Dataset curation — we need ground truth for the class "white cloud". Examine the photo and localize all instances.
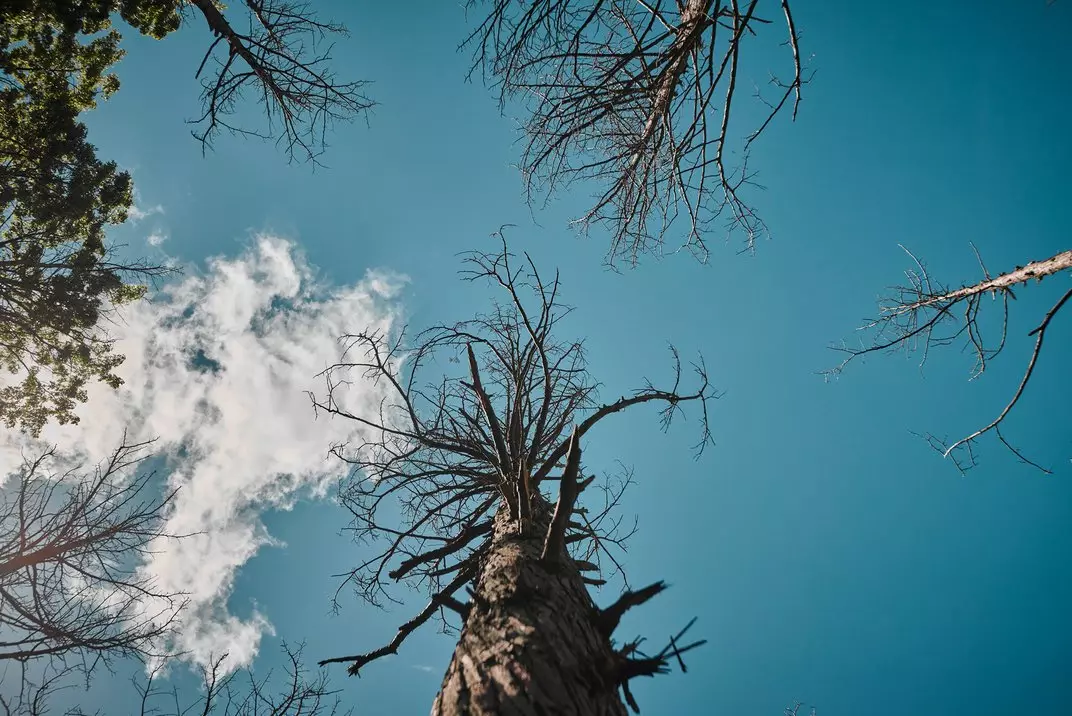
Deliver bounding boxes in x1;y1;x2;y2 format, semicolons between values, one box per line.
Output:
0;236;405;672
146;231;168;247
128;203;164;222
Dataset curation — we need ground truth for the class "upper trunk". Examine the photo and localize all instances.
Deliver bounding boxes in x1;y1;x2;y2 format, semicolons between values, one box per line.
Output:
433;498;628;716
900;249;1072;312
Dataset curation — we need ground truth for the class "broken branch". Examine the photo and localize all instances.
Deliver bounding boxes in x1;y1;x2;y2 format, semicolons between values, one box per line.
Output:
541;428;582;563
596;581;668;636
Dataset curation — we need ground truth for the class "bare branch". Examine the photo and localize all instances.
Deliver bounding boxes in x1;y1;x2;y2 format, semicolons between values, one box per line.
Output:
616;616;707;712
940;286;1072;463
0;440;184;674
829;247;1072;472
318;567;474;675
596;580;667;636
187;0;373;164
464;0;809;264
52;642;351;715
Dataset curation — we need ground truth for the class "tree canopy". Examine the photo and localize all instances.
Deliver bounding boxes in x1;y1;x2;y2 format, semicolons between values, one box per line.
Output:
0;1;168;435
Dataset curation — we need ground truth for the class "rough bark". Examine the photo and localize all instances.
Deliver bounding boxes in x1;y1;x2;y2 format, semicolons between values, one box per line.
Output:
433;498;627;716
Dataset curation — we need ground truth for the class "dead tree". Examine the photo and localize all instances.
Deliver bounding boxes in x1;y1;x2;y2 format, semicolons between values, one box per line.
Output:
464;0;807;264
186;0;373;163
2;642;350;716
0;440;184;680
829;246;1072;473
313;238;716;714
127;642;350;716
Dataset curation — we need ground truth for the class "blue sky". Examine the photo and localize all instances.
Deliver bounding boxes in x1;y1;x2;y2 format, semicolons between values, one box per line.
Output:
6;1;1072;714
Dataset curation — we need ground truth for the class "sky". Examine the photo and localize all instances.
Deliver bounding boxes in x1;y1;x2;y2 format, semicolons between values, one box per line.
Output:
3;1;1072;714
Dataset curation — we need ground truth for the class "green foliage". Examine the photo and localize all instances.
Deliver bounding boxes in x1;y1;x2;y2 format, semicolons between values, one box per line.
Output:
0;0;179;436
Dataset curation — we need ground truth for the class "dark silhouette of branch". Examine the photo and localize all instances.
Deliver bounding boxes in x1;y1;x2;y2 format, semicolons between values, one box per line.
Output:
596;580;668;636
317;567;475;675
828;246;1072;472
616;616;707;712
28;642;351;715
464;0;810;264
187;0;373;163
389;521;493;581
0;439;185;675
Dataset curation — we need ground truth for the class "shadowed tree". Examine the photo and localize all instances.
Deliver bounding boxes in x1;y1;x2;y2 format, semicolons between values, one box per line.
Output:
0;440;183;678
829;245;1072;473
313;240;716;714
464;0;807;264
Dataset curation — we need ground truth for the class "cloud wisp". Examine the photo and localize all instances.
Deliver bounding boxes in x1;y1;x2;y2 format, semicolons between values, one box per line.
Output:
0;235;404;672
127;203;164;223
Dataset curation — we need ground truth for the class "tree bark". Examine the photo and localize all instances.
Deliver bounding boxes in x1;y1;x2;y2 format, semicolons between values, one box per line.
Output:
637;0;713;149
900;249;1072;312
433;498;628;716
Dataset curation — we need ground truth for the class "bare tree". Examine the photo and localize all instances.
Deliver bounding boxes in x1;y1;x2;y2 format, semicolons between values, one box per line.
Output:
185;0;373;163
2;642;349;715
312;238;716;714
829;246;1072;473
120;642;350;716
0;440;184;679
464;0;807;264
0;660;73;716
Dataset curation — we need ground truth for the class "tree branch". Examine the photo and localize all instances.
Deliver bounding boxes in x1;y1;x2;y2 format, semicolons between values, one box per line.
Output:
318;567;474;675
830;246;1072;472
596;580;668;636
541;427;582;563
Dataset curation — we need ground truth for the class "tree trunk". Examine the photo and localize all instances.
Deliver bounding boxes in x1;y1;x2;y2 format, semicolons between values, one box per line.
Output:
432;498;628;716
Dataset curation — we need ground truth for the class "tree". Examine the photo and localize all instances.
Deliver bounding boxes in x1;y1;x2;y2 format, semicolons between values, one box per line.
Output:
0;440;183;676
1;642;350;715
1;3;164;435
1;0;370;435
829;246;1072;473
313;240;716;714
464;0;807;265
